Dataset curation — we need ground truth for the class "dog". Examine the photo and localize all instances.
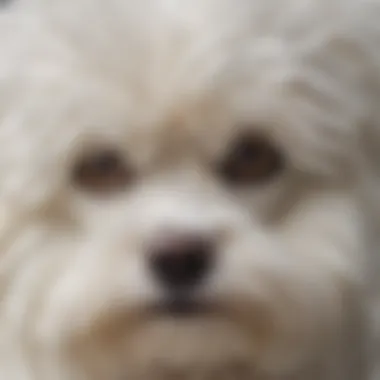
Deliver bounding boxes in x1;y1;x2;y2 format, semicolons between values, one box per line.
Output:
0;0;379;379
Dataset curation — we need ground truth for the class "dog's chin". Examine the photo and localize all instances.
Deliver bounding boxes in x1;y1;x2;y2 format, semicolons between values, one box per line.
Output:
116;296;274;380
124;315;258;379
74;299;267;379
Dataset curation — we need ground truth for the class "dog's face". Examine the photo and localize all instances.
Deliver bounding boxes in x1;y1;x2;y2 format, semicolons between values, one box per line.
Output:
0;1;372;379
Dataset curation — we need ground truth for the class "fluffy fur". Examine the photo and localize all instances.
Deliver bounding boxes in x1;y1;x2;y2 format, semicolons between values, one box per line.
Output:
0;0;380;379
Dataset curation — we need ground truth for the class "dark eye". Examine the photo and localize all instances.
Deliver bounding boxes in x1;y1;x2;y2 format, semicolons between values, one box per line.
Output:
72;149;132;194
218;134;284;185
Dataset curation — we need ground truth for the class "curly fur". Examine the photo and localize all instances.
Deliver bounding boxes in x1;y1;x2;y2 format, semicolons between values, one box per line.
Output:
0;0;379;379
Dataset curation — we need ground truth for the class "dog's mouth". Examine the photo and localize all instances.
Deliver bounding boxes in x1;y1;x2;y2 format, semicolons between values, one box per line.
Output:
151;296;217;318
119;300;259;380
72;297;263;380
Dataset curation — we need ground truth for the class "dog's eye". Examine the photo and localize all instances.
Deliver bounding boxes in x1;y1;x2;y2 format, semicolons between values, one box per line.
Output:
72;149;132;194
218;134;284;185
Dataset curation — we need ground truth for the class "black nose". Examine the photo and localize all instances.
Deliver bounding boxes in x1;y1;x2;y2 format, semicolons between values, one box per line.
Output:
149;233;214;292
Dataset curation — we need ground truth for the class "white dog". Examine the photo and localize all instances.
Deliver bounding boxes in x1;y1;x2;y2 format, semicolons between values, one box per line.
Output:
0;0;380;379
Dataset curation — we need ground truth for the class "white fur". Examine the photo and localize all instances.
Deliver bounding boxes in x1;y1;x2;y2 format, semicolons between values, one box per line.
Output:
0;0;379;379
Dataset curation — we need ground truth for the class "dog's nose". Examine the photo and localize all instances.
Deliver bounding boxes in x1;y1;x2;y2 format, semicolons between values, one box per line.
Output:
148;233;215;291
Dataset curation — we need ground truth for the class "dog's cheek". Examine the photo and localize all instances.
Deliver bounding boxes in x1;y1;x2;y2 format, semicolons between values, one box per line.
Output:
262;191;366;373
215;190;366;375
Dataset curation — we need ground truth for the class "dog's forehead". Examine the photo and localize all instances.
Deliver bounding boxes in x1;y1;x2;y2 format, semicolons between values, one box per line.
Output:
11;0;365;176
